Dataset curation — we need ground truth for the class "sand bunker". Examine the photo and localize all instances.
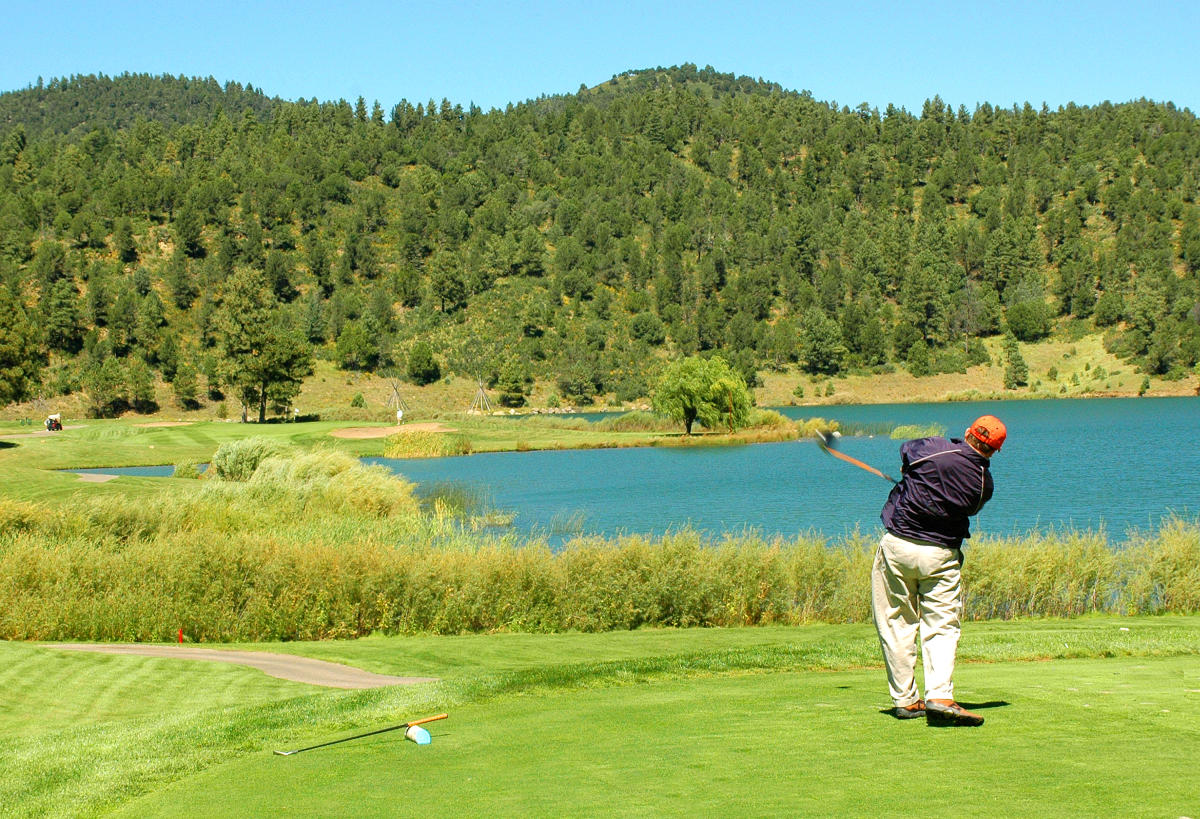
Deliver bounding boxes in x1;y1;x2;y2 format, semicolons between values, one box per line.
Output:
75;473;120;483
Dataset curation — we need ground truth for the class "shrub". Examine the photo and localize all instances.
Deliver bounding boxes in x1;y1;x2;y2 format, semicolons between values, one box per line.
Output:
965;337;991;367
247;450;418;518
593;411;677;433
210;436;294;481
890;424;946;440
906;340;931;376
384;431;473;458
173;462;202;480
1006;299;1052;341
748;409;791;428
407;342;441;385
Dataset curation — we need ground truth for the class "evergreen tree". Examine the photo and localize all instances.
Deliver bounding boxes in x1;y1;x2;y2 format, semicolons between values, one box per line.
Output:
43;278;85;353
166;251;199;310
84;356;126;417
174;203;205;258
1002;333;1029;388
172;358;199;409
0;287;46;404
798;308;847;375
214;267;313;422
406;341;441;385
126;357;157;412
496;359;532;407
906;338;932;376
113;217;138;264
264;250;296;302
303;290;327;344
336;319;379;371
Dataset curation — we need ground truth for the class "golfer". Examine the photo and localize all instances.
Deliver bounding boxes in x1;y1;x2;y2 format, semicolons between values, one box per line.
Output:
871;415;1006;726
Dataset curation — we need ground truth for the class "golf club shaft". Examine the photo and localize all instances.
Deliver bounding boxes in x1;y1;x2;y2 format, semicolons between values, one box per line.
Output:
816;433;898;484
275;713;447;756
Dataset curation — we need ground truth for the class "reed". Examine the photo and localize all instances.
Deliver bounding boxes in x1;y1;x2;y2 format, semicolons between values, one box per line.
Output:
591;411;677;433
1;448;1197;640
384;431;474;458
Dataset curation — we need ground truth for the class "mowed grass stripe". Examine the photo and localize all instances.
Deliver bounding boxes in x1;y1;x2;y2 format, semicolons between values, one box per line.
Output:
5;618;1199;816
0;643;317;737
116;656;1200;818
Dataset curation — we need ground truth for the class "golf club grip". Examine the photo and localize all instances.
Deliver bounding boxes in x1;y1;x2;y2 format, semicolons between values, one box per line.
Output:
406;713;448;728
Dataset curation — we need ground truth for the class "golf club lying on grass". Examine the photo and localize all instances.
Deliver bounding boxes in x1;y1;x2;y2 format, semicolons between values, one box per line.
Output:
274;713;448;756
814;430;898;485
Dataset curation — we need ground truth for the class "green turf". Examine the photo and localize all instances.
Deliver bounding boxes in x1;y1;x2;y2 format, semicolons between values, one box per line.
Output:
3;617;1199;816
0;419;389;503
118;656;1200;818
0;642;315;738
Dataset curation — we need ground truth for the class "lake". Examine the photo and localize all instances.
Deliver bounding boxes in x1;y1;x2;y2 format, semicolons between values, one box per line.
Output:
368;397;1200;545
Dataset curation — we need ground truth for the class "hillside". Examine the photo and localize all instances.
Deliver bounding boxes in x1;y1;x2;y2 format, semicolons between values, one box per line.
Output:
1;65;1199;420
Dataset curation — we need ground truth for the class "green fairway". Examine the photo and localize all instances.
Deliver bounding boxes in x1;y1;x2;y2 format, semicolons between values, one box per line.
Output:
118;656;1200;818
3;617;1199;817
0;419;385;504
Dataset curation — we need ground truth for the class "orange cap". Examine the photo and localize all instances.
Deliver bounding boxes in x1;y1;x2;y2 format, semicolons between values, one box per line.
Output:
966;415;1006;450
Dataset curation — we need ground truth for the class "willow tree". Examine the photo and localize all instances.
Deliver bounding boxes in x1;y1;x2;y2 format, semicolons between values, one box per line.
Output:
652;354;751;435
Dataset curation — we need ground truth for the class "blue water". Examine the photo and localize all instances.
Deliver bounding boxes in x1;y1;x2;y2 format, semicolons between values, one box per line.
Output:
65;464;207;477
369;397;1200;544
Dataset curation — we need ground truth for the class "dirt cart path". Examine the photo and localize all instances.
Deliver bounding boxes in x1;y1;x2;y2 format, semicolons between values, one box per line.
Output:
46;644;438;689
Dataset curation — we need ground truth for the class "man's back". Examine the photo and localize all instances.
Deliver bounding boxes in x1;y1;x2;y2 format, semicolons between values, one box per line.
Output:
880;436;994;548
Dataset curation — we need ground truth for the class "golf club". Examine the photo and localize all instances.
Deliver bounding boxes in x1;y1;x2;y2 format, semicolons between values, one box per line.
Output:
274;713;448;756
815;430;898;484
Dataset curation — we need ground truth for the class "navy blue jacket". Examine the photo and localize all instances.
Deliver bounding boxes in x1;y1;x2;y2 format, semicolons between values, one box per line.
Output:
880;436;994;548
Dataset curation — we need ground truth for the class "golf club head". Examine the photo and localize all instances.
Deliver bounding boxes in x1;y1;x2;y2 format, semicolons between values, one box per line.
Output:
405;725;432;745
815;429;840;451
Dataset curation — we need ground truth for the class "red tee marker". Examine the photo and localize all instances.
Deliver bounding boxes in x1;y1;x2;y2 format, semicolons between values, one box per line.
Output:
178;628;183;644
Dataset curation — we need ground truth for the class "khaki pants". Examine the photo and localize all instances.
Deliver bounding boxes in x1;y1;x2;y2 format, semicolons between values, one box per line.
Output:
871;531;963;706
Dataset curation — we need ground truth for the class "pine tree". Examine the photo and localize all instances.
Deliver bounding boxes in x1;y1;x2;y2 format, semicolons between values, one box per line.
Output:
43;278;85;353
1003;333;1028;389
0;287;45;404
215;267;313;422
113;217;138;264
126;357;157;413
172;359;199;409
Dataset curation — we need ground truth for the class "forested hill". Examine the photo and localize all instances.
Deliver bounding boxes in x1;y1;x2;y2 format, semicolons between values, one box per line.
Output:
0;74;279;137
1;65;1199;417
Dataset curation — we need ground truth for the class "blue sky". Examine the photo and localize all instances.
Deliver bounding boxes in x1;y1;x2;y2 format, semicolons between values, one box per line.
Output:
4;1;1197;114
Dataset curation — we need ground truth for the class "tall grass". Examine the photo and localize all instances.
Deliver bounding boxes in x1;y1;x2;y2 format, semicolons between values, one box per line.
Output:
2;511;1197;641
2;447;1198;640
592;411;677;433
383;431;473;457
